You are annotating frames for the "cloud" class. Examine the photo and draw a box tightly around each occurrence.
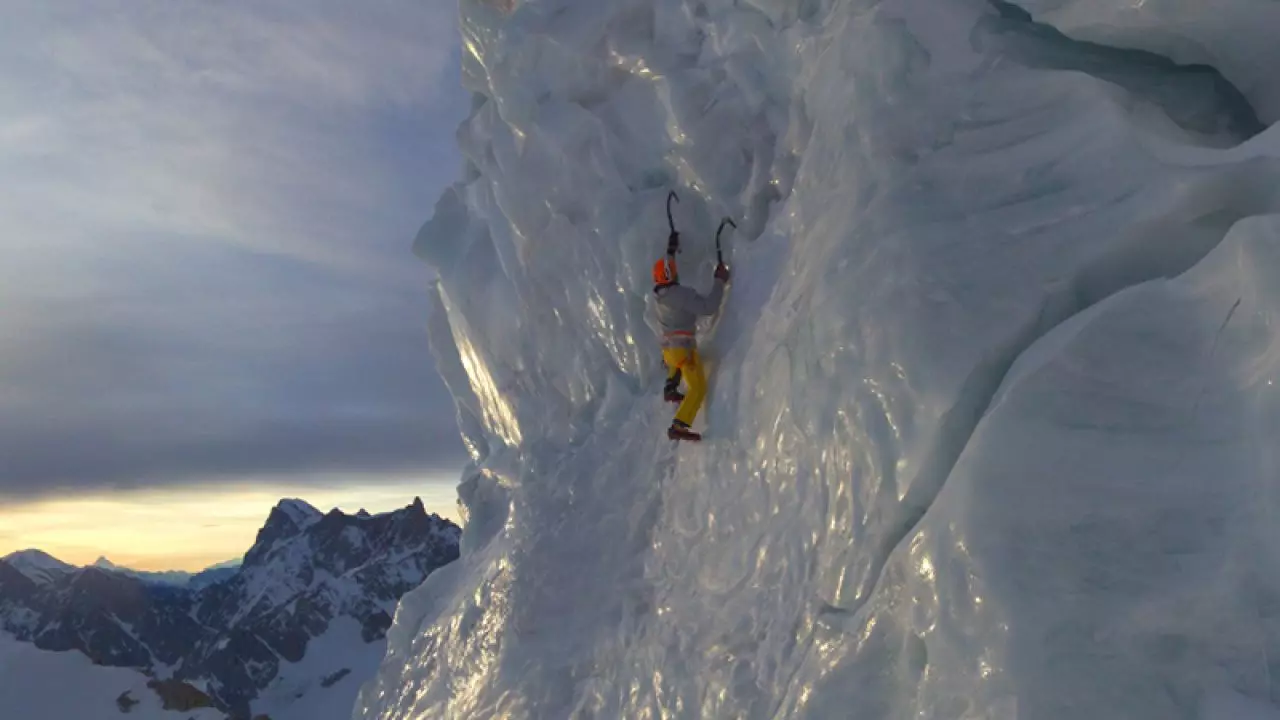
[0,0,460,271]
[0,1,471,499]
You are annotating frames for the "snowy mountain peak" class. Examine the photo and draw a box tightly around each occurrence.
[185,499,460,715]
[247,499,327,567]
[1,549,74,585]
[233,498,459,609]
[274,498,323,527]
[1,497,460,719]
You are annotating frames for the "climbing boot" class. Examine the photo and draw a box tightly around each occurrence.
[667,420,701,442]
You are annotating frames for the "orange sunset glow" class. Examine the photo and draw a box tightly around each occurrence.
[0,473,462,571]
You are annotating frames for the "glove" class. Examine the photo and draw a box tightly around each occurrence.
[667,232,680,255]
[714,263,730,282]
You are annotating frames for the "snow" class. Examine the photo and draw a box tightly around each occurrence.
[227,501,445,631]
[2,549,74,585]
[1009,0,1280,123]
[234,532,326,623]
[358,1,1280,719]
[1205,689,1280,720]
[277,498,324,528]
[188,559,242,591]
[342,525,367,549]
[0,633,222,720]
[2,606,40,635]
[255,618,387,720]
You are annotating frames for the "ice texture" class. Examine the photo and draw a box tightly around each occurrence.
[1008,0,1280,123]
[358,1,1280,718]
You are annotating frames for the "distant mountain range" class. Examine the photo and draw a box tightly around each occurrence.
[88,556,243,590]
[3,549,243,591]
[0,497,460,720]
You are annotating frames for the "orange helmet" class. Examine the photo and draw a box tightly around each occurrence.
[652,256,677,285]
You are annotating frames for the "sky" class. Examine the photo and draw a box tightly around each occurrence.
[0,1,472,569]
[0,474,463,571]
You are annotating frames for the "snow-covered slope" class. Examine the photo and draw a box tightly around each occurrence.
[187,559,243,591]
[2,549,74,585]
[186,497,460,716]
[359,0,1280,719]
[252,618,390,720]
[0,633,222,720]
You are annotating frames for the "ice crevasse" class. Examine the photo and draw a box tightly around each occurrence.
[358,0,1280,718]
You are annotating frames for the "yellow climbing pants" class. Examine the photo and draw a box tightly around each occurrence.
[662,346,706,427]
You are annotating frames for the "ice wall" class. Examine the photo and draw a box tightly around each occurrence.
[359,1,1280,718]
[1008,0,1280,123]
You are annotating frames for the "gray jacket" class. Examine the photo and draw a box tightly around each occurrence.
[654,279,726,348]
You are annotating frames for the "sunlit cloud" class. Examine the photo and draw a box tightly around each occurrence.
[0,2,470,500]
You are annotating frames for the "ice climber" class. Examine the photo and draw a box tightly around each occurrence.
[653,239,730,443]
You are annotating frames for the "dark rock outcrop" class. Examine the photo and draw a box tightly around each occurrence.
[147,678,214,712]
[116,690,139,713]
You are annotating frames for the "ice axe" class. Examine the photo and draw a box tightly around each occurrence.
[715,217,736,265]
[666,191,680,255]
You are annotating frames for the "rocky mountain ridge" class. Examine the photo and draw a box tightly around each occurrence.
[0,497,460,719]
